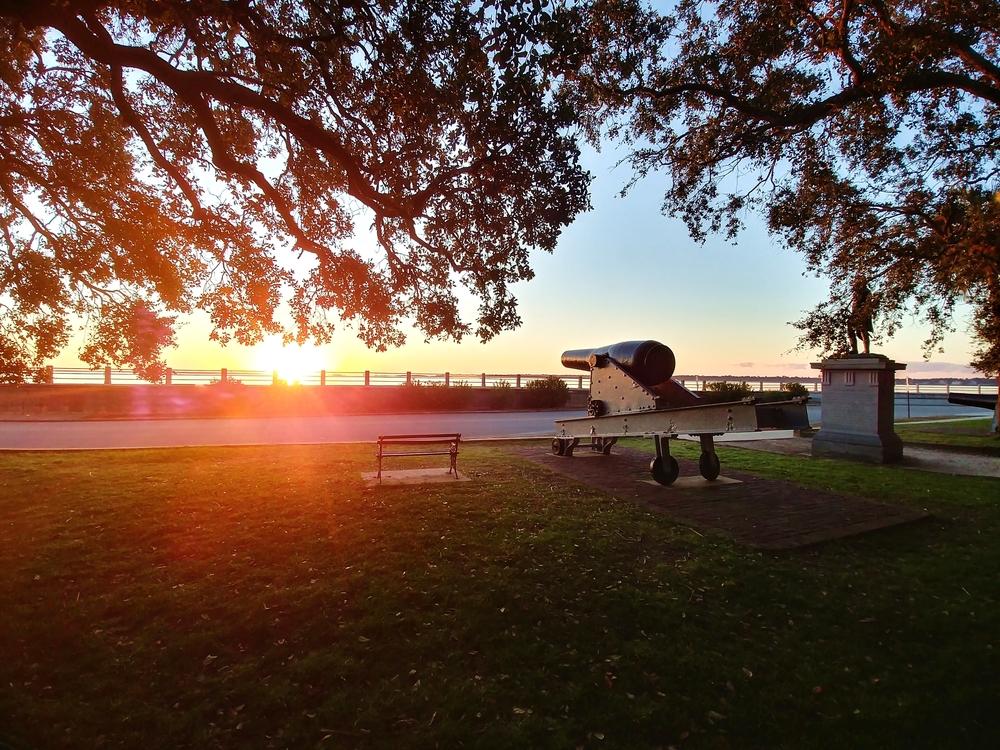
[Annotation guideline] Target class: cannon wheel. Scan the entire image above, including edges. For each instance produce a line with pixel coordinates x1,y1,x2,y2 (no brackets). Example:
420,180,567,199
551,438,565,456
699,451,721,481
649,456,680,486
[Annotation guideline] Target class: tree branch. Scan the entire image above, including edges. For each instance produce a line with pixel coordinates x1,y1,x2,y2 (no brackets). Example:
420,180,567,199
35,7,407,219
616,64,1000,131
106,63,204,217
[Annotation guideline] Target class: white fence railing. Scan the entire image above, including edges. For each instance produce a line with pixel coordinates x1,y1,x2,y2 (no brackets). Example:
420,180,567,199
43,367,591,389
678,379,997,396
33,367,999,396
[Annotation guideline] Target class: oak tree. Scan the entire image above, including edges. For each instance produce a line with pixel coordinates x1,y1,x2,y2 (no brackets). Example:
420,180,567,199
0,0,589,381
559,0,999,378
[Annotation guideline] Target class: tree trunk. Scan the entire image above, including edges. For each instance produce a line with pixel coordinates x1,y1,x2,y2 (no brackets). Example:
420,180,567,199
994,375,999,435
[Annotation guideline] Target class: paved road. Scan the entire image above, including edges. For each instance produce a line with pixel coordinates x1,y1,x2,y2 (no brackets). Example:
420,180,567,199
0,410,587,450
0,400,988,451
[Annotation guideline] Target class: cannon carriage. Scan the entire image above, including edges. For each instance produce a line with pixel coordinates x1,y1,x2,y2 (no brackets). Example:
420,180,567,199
552,340,810,485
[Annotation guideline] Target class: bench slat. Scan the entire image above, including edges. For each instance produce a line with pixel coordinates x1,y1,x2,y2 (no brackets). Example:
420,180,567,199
378,433,461,441
378,439,459,447
379,451,455,458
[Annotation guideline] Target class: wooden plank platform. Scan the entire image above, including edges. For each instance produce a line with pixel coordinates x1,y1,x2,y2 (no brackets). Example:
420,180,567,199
361,468,469,487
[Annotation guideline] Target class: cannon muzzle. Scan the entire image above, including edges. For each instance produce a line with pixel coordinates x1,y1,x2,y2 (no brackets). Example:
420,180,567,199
561,340,676,387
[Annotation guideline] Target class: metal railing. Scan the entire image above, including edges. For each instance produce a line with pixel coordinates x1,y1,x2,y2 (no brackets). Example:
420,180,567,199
33,367,999,396
41,366,592,389
671,378,996,396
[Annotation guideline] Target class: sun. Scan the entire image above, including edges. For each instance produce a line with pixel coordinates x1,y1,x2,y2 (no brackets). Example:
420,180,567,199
253,337,330,384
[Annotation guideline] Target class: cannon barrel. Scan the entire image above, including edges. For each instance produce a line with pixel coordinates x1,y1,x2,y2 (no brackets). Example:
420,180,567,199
561,340,676,386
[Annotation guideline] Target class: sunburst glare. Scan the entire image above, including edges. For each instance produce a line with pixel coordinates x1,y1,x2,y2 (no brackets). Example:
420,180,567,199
253,337,330,384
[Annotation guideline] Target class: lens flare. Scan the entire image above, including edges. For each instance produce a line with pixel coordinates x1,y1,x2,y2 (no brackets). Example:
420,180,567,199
253,338,329,384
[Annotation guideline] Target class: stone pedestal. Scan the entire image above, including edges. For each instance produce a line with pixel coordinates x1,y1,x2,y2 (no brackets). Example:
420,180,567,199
811,355,905,464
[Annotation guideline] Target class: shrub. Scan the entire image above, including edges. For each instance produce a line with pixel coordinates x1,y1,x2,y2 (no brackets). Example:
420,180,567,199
522,376,569,408
399,380,474,410
486,379,514,409
441,381,474,410
705,381,753,397
781,381,810,397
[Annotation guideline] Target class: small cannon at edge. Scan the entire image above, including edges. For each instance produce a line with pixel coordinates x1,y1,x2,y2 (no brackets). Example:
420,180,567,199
552,340,811,485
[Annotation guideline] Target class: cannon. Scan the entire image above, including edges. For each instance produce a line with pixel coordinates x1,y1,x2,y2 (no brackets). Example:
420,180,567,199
552,340,811,485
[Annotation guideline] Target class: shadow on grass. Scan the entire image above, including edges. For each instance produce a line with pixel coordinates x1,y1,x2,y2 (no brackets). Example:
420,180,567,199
0,443,997,749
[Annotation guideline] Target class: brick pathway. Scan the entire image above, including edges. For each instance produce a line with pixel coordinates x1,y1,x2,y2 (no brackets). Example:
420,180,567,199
515,445,929,550
702,435,1000,478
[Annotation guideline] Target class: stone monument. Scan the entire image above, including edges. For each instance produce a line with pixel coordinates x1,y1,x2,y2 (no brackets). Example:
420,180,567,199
811,354,905,463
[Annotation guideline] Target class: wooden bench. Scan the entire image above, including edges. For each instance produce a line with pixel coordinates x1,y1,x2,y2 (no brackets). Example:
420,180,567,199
375,433,461,482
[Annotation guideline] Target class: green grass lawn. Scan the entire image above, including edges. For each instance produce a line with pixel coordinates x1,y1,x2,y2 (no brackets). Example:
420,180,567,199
894,418,999,454
1,444,998,749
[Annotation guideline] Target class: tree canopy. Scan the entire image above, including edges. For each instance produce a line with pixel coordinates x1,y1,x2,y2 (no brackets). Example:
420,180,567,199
3,0,997,387
0,0,589,381
560,0,1000,374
